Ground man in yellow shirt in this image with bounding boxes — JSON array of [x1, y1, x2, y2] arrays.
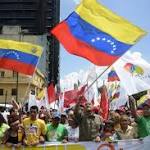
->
[[23, 105, 46, 146]]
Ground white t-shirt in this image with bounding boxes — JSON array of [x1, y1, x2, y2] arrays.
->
[[67, 126, 79, 142]]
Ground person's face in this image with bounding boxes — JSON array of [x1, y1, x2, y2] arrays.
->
[[68, 119, 77, 128], [85, 102, 92, 112], [30, 108, 38, 120], [111, 113, 120, 124], [120, 118, 128, 128], [143, 105, 149, 111], [52, 117, 60, 126], [11, 109, 18, 116], [61, 115, 67, 124], [49, 109, 53, 114], [39, 113, 45, 121], [40, 107, 46, 113], [143, 105, 150, 116], [68, 118, 73, 126]]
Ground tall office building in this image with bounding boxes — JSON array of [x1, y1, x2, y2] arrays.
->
[[0, 0, 60, 85]]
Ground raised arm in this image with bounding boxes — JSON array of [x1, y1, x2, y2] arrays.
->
[[129, 96, 137, 118], [74, 95, 84, 122]]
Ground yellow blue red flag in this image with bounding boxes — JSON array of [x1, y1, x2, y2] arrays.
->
[[0, 39, 43, 75], [108, 68, 120, 82], [51, 0, 146, 66]]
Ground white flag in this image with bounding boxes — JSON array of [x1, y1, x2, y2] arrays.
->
[[28, 92, 37, 111], [109, 82, 128, 110], [114, 52, 150, 95], [58, 91, 65, 113], [84, 86, 95, 103]]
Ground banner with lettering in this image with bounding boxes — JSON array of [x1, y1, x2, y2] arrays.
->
[[1, 136, 150, 150]]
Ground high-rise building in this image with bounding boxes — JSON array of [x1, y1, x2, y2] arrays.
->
[[0, 0, 60, 86]]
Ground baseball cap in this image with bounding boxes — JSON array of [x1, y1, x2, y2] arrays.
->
[[52, 111, 61, 119]]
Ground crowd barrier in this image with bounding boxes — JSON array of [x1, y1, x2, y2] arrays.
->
[[1, 136, 150, 150]]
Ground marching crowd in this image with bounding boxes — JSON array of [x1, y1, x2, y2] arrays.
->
[[0, 95, 150, 148]]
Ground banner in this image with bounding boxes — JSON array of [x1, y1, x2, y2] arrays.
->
[[114, 52, 150, 95], [2, 136, 150, 150]]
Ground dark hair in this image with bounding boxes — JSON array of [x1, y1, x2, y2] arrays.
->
[[142, 103, 149, 108], [104, 120, 114, 130], [30, 105, 38, 112], [40, 106, 45, 109], [9, 108, 16, 114], [8, 115, 19, 126], [61, 113, 67, 117], [73, 119, 79, 127], [0, 113, 6, 125]]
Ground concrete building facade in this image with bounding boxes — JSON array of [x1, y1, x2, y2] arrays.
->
[[0, 69, 45, 104]]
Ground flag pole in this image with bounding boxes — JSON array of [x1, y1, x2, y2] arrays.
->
[[16, 28, 24, 103], [84, 65, 113, 94], [15, 29, 22, 103], [4, 91, 8, 110], [16, 72, 19, 102]]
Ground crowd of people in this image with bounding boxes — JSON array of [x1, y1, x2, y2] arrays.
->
[[0, 95, 150, 148]]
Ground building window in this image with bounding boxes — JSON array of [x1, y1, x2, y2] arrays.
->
[[12, 88, 17, 96], [0, 71, 5, 78], [0, 89, 4, 95]]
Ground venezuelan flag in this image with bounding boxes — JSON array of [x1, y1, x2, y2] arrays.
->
[[0, 39, 43, 75], [51, 0, 146, 66], [108, 68, 120, 82]]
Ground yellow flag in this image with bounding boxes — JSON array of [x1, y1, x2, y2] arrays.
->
[[76, 0, 146, 44]]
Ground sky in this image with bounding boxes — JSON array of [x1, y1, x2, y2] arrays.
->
[[59, 0, 150, 79]]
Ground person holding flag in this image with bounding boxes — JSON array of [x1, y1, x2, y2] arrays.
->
[[129, 96, 150, 138], [74, 95, 102, 141]]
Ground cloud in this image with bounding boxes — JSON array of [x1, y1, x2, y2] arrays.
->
[[124, 51, 150, 65], [60, 51, 147, 91], [126, 51, 142, 59], [60, 65, 107, 91], [132, 52, 142, 59]]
